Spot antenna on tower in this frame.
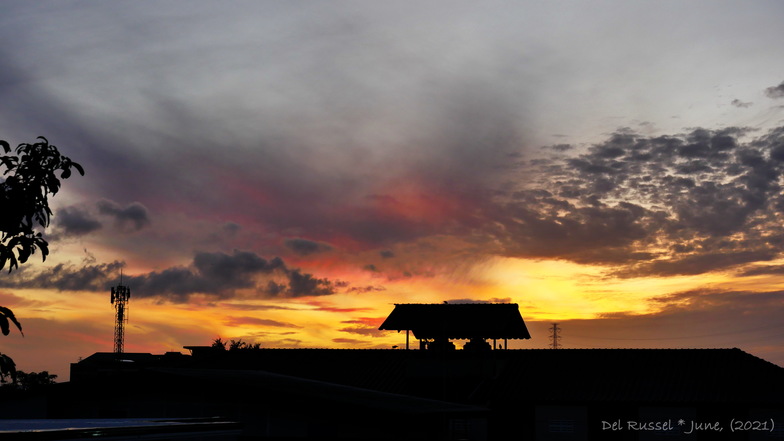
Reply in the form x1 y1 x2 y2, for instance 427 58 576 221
549 323 561 349
110 271 131 354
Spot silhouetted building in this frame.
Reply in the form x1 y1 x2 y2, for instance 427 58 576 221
59 347 784 440
379 303 531 350
6 303 783 440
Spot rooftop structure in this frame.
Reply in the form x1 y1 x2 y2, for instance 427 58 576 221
379 303 531 350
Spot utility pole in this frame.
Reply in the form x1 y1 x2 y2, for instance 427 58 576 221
549 323 561 349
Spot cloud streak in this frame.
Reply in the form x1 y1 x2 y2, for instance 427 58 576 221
0 251 356 302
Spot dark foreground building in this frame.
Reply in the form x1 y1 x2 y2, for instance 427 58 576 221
12 347 778 440
3 304 784 440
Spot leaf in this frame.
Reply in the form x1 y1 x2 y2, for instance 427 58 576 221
39 241 49 261
0 156 17 169
0 140 9 153
0 315 8 336
0 306 23 336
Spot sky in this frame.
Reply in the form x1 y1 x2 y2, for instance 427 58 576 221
2 1 784 381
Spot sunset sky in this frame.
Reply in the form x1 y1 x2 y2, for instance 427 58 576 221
2 1 784 381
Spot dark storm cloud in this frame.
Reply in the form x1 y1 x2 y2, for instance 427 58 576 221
0 261 122 292
284 238 332 256
130 252 346 301
4 3 782 285
0 4 531 255
52 199 151 241
0 250 350 302
764 81 784 99
284 269 342 297
487 125 784 276
96 199 151 232
54 206 102 237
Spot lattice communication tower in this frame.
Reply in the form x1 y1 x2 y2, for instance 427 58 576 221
110 276 131 354
549 323 561 349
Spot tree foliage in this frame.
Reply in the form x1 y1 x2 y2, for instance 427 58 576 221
211 337 261 352
0 370 57 390
1 136 84 272
0 136 83 383
0 353 15 383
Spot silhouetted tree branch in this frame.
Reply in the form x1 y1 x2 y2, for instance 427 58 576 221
1 137 84 271
0 136 83 383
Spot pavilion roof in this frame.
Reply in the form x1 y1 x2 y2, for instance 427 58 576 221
378 303 531 340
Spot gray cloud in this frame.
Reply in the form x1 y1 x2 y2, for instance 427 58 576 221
284 238 332 256
96 199 151 232
54 206 102 237
486 125 784 276
765 81 784 99
2 3 782 285
0 250 351 302
284 269 341 298
0 261 122 292
221 222 241 236
346 285 385 294
616 250 778 278
0 3 532 256
129 251 345 301
731 99 753 108
737 264 784 277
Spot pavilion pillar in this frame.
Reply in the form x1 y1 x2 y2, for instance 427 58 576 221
406 329 409 350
